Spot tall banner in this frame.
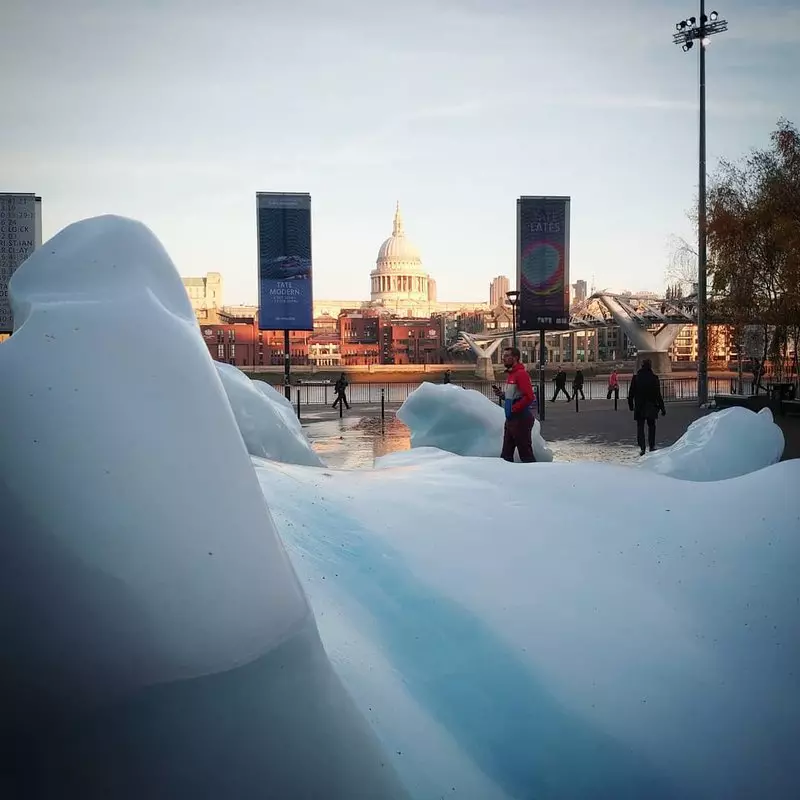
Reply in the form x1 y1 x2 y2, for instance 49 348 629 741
256 192 313 331
1 193 41 333
517 196 570 331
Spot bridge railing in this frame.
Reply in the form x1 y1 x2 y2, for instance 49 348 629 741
260 377 728 407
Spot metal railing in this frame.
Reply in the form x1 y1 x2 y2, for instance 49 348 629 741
259 376 731 407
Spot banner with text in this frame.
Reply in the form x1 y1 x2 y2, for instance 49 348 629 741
1 193 41 333
517 196 570 331
257 192 313 331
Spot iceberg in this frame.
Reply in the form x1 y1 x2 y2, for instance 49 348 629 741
397 381 554 462
214 360 323 466
256 453 800 800
0 216 406 799
639 406 784 481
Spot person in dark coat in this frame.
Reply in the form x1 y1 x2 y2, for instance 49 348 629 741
332 373 350 411
572 369 585 401
551 367 570 402
443 370 452 385
628 358 666 455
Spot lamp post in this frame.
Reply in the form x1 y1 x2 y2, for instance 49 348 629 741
673 4 728 406
506 290 520 350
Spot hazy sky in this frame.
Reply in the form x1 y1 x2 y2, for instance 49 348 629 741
2 0 798 304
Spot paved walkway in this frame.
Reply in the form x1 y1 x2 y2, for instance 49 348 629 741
301 400 705 447
300 399 800 467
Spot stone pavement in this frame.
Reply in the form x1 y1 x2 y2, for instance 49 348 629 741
300 398 800 467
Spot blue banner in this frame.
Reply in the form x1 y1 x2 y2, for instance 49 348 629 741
517 196 570 331
257 192 313 331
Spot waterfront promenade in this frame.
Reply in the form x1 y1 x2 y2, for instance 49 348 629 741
300 401 800 469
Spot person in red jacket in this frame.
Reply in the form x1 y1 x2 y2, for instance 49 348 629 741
492 346 536 463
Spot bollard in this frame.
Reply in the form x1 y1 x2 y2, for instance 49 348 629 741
575 389 579 413
296 387 301 420
614 391 618 411
339 396 343 419
381 388 385 421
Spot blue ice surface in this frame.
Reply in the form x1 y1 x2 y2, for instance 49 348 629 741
278 504 676 800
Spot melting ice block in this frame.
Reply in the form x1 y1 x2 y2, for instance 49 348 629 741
639 406 784 480
214 361 323 466
0 216 406 799
255 452 800 800
397 381 553 461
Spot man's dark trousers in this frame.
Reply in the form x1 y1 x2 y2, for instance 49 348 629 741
502 413 535 463
636 417 656 452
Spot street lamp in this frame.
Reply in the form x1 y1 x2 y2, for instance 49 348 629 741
506 290 520 349
673 3 728 406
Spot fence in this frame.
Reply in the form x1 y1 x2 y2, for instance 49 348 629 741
264 376 732 408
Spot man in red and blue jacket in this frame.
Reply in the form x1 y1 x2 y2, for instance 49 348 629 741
492 346 536 463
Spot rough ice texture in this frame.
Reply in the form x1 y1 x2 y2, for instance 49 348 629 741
0 216 407 799
256 453 800 800
638 406 784 481
2 215 798 800
214 361 323 466
397 381 554 462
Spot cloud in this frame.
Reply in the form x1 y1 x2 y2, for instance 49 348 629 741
724 7 800 45
544 93 778 118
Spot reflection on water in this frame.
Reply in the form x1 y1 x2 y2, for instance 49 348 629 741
304 416 642 469
304 417 411 470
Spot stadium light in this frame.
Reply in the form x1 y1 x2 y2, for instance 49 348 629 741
672 3 728 406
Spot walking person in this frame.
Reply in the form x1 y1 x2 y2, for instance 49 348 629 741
492 346 536 463
332 372 350 411
607 369 620 401
551 367 571 402
572 369 586 401
751 359 766 396
628 358 666 456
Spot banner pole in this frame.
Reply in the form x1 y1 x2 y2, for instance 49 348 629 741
539 329 546 422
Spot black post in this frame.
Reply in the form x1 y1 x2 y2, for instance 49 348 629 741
614 390 618 411
339 393 343 419
697 0 708 407
538 329 546 422
512 303 517 350
575 385 580 413
283 329 291 401
296 387 301 420
381 388 385 421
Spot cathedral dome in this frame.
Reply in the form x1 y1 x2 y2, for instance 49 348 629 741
375 202 423 270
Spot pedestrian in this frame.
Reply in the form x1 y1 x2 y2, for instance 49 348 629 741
607 370 619 401
572 369 586 401
492 346 536 463
332 372 350 411
628 358 666 456
751 358 766 396
551 367 571 402
443 369 452 385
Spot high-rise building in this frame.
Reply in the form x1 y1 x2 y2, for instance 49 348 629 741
489 275 510 307
0 193 42 333
571 279 587 305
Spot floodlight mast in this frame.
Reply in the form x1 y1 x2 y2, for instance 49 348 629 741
672 3 728 406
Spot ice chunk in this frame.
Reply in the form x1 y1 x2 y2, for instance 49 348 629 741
0 216 407 799
639 406 784 480
255 453 800 800
214 361 323 466
397 381 553 462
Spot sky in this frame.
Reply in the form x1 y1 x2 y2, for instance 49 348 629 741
1 0 798 305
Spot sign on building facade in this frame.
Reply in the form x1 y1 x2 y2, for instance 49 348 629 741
517 196 571 331
256 192 313 331
1 193 42 333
